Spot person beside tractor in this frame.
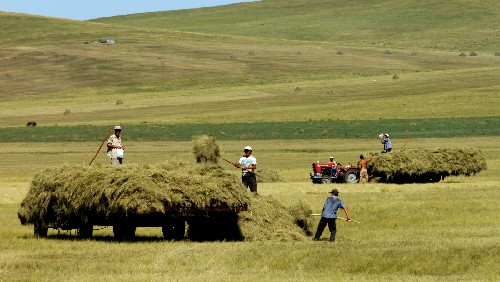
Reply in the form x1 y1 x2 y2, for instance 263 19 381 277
313 188 350 242
380 133 392 153
107 126 124 165
234 146 257 193
357 154 372 184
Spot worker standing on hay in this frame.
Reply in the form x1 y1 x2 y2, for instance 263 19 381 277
380 133 392 153
107 126 124 165
233 146 257 193
357 154 372 184
313 188 350 242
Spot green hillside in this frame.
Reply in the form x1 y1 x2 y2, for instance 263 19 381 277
94 0 500 51
0 0 498 138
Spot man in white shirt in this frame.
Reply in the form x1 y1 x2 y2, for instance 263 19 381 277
234 146 257 193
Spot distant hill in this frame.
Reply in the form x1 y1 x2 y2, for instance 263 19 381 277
0 1 498 129
93 0 500 51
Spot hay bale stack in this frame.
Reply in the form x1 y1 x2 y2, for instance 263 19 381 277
192 135 220 163
368 148 486 183
18 162 249 229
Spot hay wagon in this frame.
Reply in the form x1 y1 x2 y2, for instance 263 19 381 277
19 162 251 241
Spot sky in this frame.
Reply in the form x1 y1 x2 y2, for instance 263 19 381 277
0 1 256 21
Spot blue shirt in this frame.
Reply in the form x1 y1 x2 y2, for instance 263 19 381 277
383 138 392 150
321 196 346 218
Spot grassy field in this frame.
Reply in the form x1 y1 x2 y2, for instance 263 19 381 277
1 138 499 281
1 0 499 280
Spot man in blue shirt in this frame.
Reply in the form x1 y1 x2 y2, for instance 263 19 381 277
313 188 350 242
381 133 392 153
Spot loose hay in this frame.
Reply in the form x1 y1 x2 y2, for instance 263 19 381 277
238 196 313 242
256 168 283 183
368 148 486 183
192 134 220 163
18 161 310 241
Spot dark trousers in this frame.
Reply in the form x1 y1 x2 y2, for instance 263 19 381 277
242 174 257 193
314 217 337 241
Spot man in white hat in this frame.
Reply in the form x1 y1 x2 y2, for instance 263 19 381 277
233 146 257 193
107 125 125 165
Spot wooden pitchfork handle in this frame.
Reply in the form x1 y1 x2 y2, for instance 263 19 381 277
89 127 113 165
218 156 260 177
310 214 361 223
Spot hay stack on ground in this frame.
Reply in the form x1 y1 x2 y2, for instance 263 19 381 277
238 197 313 241
256 168 283 183
192 135 220 163
368 148 486 183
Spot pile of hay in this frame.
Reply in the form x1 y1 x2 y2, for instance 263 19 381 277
256 168 283 183
192 135 220 163
238 197 313 241
18 161 312 241
18 162 249 229
368 148 487 183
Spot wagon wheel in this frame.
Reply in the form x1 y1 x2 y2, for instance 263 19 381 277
78 223 93 239
162 218 186 240
344 169 359 183
113 224 136 241
34 222 48 238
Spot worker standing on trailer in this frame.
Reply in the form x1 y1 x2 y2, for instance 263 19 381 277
313 188 350 242
107 126 124 165
234 146 257 193
380 133 392 153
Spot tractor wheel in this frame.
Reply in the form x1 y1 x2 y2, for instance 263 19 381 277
344 169 359 183
321 175 331 184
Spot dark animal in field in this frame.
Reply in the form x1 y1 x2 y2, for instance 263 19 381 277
26 121 37 127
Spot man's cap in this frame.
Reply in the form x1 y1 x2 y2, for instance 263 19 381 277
244 146 252 151
330 156 334 159
329 188 339 195
114 125 121 130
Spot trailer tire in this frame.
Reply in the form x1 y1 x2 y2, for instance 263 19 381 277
34 222 48 238
162 218 185 240
79 223 93 238
113 224 136 241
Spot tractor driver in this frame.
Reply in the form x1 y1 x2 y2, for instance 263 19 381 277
328 156 338 177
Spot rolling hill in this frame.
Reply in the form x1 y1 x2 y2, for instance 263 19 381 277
0 0 498 140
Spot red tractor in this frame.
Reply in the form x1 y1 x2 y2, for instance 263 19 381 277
310 161 360 184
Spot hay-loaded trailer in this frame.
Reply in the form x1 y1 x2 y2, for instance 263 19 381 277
19 162 251 241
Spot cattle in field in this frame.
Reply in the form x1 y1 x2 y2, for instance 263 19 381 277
26 121 37 127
